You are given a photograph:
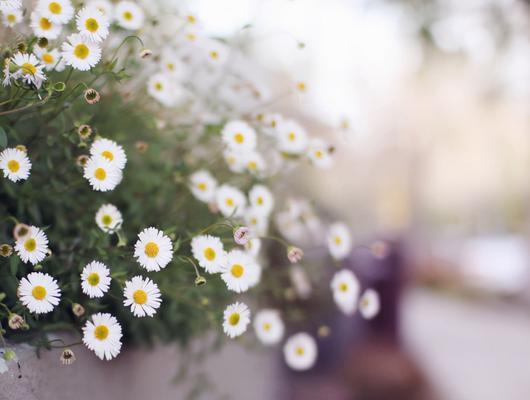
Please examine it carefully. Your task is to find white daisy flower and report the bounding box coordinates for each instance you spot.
[276,119,309,155]
[221,120,257,151]
[33,47,65,71]
[215,184,246,218]
[18,272,61,314]
[330,269,360,316]
[223,148,246,173]
[244,238,261,258]
[87,0,113,19]
[283,332,318,371]
[253,309,284,346]
[133,227,173,272]
[37,0,74,24]
[30,11,62,39]
[327,222,353,260]
[189,170,217,203]
[359,289,380,320]
[81,261,111,298]
[147,73,184,107]
[15,226,48,265]
[307,138,333,169]
[95,203,123,233]
[191,235,226,274]
[123,276,161,317]
[61,33,102,71]
[160,53,186,79]
[83,156,122,192]
[115,1,144,30]
[8,53,47,89]
[0,147,31,182]
[76,6,110,43]
[244,207,269,236]
[223,302,251,338]
[248,184,274,216]
[82,313,122,361]
[2,8,22,27]
[200,38,229,66]
[220,249,260,293]
[90,138,127,170]
[243,150,266,175]
[261,113,283,135]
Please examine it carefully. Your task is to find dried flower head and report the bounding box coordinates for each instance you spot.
[233,226,251,245]
[0,244,13,257]
[37,37,49,48]
[84,88,100,105]
[317,325,331,338]
[15,144,27,152]
[72,303,85,317]
[8,313,25,330]
[140,48,152,59]
[60,349,76,365]
[135,141,148,153]
[287,246,304,264]
[13,223,30,241]
[77,124,92,140]
[76,155,90,167]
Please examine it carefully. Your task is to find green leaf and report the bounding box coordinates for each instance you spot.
[0,126,7,149]
[9,256,19,276]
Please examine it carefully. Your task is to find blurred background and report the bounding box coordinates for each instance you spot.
[186,0,530,399]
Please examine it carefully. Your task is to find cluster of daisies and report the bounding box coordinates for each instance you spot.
[0,1,382,373]
[1,0,144,87]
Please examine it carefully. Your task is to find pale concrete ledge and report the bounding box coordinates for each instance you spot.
[0,337,279,400]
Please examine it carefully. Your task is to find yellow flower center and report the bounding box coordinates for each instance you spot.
[42,53,54,64]
[288,132,296,141]
[295,346,305,356]
[85,17,99,33]
[234,133,244,144]
[166,63,174,71]
[186,15,196,24]
[263,322,271,332]
[231,264,244,278]
[102,214,112,226]
[39,17,52,30]
[334,236,342,245]
[204,247,216,261]
[49,2,62,14]
[210,51,219,60]
[74,44,90,60]
[197,182,207,191]
[361,298,370,308]
[297,82,306,92]
[87,272,100,286]
[155,82,163,91]
[32,285,47,300]
[7,159,20,172]
[256,196,264,205]
[101,150,114,161]
[186,33,197,41]
[123,11,133,21]
[144,242,159,258]
[247,161,257,170]
[7,14,16,23]
[339,283,348,292]
[225,198,234,207]
[94,167,106,181]
[94,325,109,340]
[229,312,240,326]
[21,63,36,75]
[133,289,148,305]
[314,150,323,158]
[24,238,37,252]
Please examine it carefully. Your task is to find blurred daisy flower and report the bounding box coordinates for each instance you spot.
[95,203,123,233]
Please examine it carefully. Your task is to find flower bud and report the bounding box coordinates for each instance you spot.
[287,246,303,264]
[0,244,13,257]
[233,226,251,245]
[84,88,100,105]
[140,48,153,59]
[8,314,25,330]
[72,303,85,317]
[195,276,207,286]
[60,349,76,365]
[13,223,30,240]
